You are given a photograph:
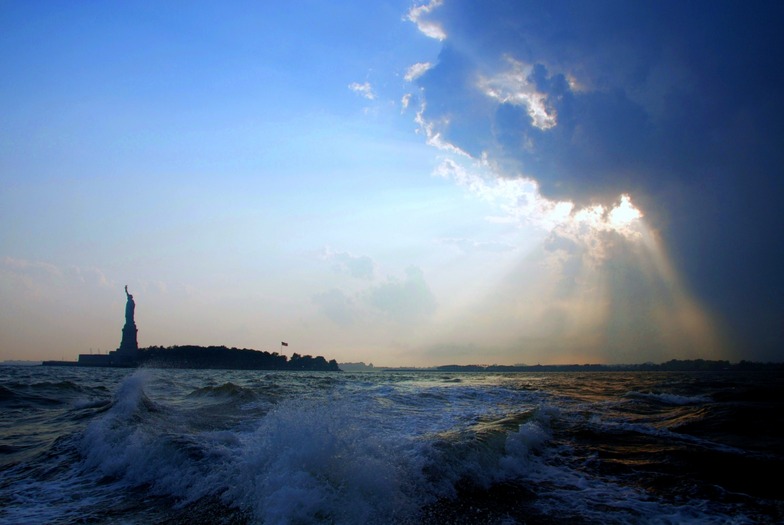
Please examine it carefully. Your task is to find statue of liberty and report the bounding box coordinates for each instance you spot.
[124,285,135,324]
[118,285,139,357]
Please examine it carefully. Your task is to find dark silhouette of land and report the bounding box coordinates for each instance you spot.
[139,345,340,371]
[41,286,340,372]
[381,360,784,372]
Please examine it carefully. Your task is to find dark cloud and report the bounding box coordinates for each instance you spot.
[414,0,784,359]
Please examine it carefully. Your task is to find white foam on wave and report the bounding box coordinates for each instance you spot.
[498,411,554,478]
[80,372,748,524]
[72,372,561,524]
[75,374,419,522]
[79,370,221,503]
[232,396,559,524]
[1,373,160,524]
[220,397,428,524]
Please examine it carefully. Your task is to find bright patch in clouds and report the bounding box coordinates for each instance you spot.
[478,58,557,130]
[432,156,643,239]
[417,137,718,364]
[609,195,643,229]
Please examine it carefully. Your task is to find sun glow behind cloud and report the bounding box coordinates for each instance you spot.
[474,215,717,363]
[412,127,723,364]
[397,1,728,364]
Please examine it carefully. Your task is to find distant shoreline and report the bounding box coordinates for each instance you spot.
[21,358,784,372]
[338,359,784,373]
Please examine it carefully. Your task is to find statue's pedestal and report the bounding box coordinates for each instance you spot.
[118,322,138,355]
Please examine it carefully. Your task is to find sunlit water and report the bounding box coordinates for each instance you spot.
[1,365,782,524]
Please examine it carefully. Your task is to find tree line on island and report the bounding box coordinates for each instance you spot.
[138,345,340,371]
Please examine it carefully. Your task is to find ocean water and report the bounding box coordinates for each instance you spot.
[1,366,782,524]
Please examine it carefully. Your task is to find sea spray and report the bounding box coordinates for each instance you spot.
[78,370,216,501]
[220,396,428,524]
[498,409,555,479]
[4,367,779,524]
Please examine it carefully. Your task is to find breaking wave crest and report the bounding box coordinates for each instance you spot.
[74,372,557,524]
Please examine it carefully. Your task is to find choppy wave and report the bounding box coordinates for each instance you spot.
[70,372,561,524]
[2,366,783,524]
[625,390,711,406]
[188,381,260,402]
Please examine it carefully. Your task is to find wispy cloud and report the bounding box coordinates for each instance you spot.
[405,62,432,82]
[1,256,113,298]
[2,256,62,276]
[414,105,470,156]
[348,81,376,100]
[437,237,516,254]
[320,248,375,280]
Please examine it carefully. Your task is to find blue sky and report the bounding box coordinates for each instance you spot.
[2,1,783,365]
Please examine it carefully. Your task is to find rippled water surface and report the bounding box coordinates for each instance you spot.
[1,366,782,524]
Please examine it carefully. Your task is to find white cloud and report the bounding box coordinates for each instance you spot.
[407,0,446,40]
[404,62,432,82]
[432,157,558,229]
[431,156,644,240]
[348,81,376,100]
[414,105,471,156]
[478,58,557,130]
